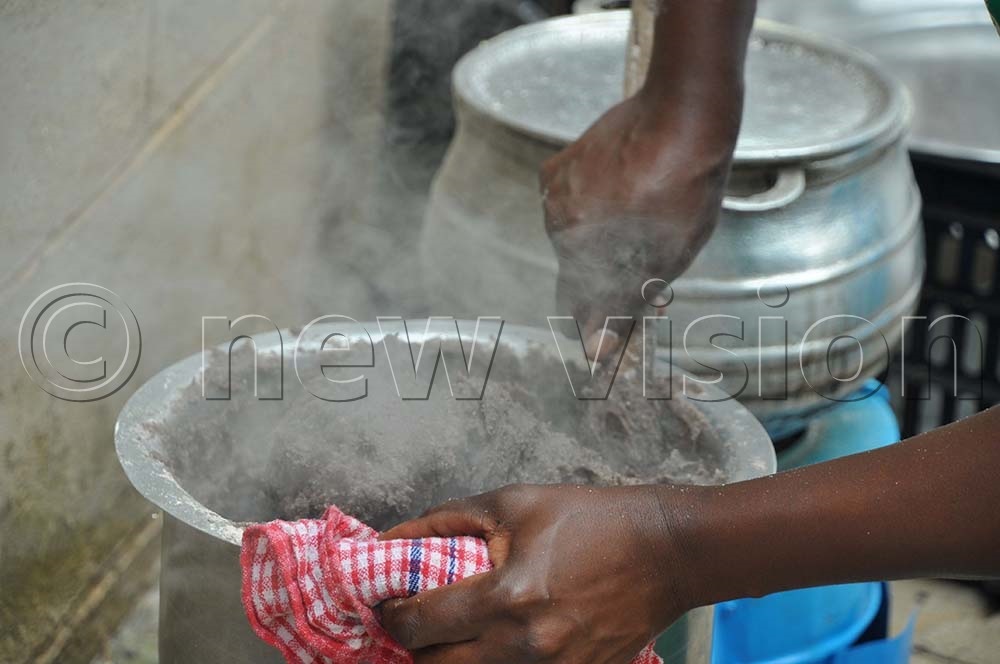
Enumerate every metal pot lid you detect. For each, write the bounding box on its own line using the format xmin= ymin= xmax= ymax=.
xmin=758 ymin=2 xmax=1000 ymax=163
xmin=454 ymin=11 xmax=907 ymax=163
xmin=758 ymin=0 xmax=987 ymax=30
xmin=852 ymin=13 xmax=1000 ymax=163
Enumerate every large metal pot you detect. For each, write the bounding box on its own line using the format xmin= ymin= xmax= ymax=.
xmin=116 ymin=321 xmax=776 ymax=663
xmin=420 ymin=12 xmax=924 ymax=437
xmin=757 ymin=2 xmax=1000 ymax=436
xmin=758 ymin=0 xmax=988 ymax=28
xmin=758 ymin=1 xmax=1000 ymax=167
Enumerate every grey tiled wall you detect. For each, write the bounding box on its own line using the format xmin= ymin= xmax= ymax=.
xmin=0 ymin=2 xmax=393 ymax=661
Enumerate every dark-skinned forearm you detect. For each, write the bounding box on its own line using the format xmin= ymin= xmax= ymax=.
xmin=639 ymin=0 xmax=756 ymax=145
xmin=643 ymin=0 xmax=756 ymax=98
xmin=667 ymin=406 xmax=1000 ymax=609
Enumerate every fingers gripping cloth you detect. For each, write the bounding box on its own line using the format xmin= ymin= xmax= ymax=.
xmin=242 ymin=506 xmax=663 ymax=664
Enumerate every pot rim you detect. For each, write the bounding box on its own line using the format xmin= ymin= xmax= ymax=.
xmin=116 ymin=322 xmax=776 ymax=547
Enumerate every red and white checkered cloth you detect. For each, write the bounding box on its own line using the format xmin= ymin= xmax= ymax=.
xmin=242 ymin=505 xmax=662 ymax=664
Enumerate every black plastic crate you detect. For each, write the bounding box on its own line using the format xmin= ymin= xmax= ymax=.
xmin=890 ymin=157 xmax=1000 ymax=437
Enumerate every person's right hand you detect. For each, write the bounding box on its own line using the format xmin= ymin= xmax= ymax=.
xmin=540 ymin=90 xmax=741 ymax=360
xmin=377 ymin=484 xmax=697 ymax=664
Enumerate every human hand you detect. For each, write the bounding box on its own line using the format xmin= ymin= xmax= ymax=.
xmin=540 ymin=91 xmax=739 ymax=360
xmin=378 ymin=484 xmax=696 ymax=663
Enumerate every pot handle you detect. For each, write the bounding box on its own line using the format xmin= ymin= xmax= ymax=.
xmin=723 ymin=168 xmax=806 ymax=213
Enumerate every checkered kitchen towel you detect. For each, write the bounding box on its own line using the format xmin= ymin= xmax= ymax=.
xmin=242 ymin=506 xmax=662 ymax=664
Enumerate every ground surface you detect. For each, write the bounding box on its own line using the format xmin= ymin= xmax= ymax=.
xmin=892 ymin=580 xmax=999 ymax=664
xmin=90 ymin=578 xmax=998 ymax=663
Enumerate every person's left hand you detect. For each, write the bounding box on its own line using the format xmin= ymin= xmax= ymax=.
xmin=377 ymin=484 xmax=696 ymax=663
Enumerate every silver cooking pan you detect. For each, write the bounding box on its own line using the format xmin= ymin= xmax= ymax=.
xmin=116 ymin=321 xmax=776 ymax=663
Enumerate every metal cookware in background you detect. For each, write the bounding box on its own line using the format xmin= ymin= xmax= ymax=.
xmin=757 ymin=1 xmax=1000 ymax=166
xmin=758 ymin=0 xmax=987 ymax=33
xmin=115 ymin=322 xmax=776 ymax=663
xmin=758 ymin=1 xmax=1000 ymax=436
xmin=420 ymin=12 xmax=924 ymax=437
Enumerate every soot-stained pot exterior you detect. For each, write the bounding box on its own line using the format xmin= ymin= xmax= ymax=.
xmin=420 ymin=13 xmax=924 ymax=436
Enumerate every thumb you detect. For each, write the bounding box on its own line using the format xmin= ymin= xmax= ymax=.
xmin=379 ymin=572 xmax=501 ymax=651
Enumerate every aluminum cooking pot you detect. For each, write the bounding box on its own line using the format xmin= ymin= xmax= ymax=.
xmin=116 ymin=321 xmax=776 ymax=663
xmin=420 ymin=13 xmax=924 ymax=437
xmin=759 ymin=0 xmax=1000 ymax=168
